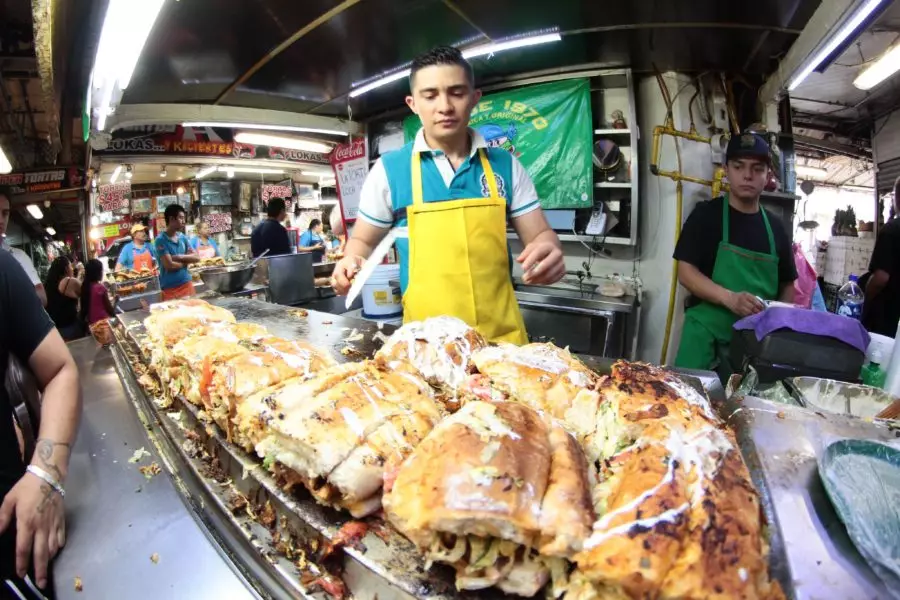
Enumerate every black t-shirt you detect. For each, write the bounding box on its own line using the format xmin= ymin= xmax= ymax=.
xmin=673 ymin=197 xmax=797 ymax=284
xmin=250 ymin=219 xmax=291 ymax=258
xmin=0 ymin=250 xmax=55 ymax=496
xmin=864 ymin=218 xmax=900 ymax=336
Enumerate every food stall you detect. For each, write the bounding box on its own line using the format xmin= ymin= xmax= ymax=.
xmin=49 ymin=295 xmax=898 ymax=600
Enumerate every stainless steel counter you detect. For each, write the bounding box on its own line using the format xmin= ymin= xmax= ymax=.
xmin=723 ymin=395 xmax=897 ymax=599
xmin=54 ymin=339 xmax=256 ymax=600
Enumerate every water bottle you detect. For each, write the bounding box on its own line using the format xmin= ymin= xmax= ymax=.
xmin=836 ymin=274 xmax=864 ymax=321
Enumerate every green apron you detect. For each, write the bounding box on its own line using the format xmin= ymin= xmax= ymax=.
xmin=674 ymin=197 xmax=780 ymax=373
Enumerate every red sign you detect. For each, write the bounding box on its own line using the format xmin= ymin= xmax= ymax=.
xmin=98 ymin=181 xmax=131 ymax=211
xmin=0 ymin=167 xmax=84 ymax=194
xmin=202 ymin=212 xmax=233 ymax=234
xmin=261 ymin=184 xmax=293 ymax=203
xmin=330 ymin=138 xmax=368 ymax=225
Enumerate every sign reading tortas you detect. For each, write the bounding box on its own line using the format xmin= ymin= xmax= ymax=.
xmin=98 ymin=181 xmax=131 ymax=212
xmin=0 ymin=167 xmax=85 ymax=194
xmin=202 ymin=211 xmax=233 ymax=234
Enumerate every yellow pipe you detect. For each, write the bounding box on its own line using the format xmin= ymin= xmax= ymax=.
xmin=650 ymin=125 xmax=711 ymax=177
xmin=660 ymin=180 xmax=683 ymax=364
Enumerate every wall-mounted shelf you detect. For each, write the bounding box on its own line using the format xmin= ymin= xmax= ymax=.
xmin=594 ymin=129 xmax=631 ymax=135
xmin=595 ymin=182 xmax=632 ymax=188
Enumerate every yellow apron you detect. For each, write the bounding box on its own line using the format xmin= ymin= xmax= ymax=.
xmin=402 ymin=148 xmax=528 ymax=345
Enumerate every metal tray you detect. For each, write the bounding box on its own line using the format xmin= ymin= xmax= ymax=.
xmin=110 ymin=297 xmax=790 ymax=600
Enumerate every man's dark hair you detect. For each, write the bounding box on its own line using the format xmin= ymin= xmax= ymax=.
xmin=308 ymin=218 xmax=321 ymax=230
xmin=164 ymin=203 xmax=185 ymax=224
xmin=267 ymin=197 xmax=286 ymax=218
xmin=410 ymin=46 xmax=474 ymax=89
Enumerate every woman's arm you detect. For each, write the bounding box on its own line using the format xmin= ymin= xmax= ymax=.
xmin=101 ymin=286 xmax=116 ymax=316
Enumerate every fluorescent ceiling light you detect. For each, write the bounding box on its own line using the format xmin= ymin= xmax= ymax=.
xmin=160 ymin=165 xmax=167 ymax=178
xmin=109 ymin=164 xmax=122 ymax=183
xmin=26 ymin=204 xmax=43 ymax=220
xmin=461 ymin=32 xmax=562 ymax=60
xmin=216 ymin=166 xmax=283 ymax=175
xmin=234 ymin=132 xmax=331 ymax=153
xmin=789 ymin=0 xmax=886 ymax=91
xmin=195 ymin=165 xmax=217 ymax=179
xmin=797 ymin=165 xmax=829 ymax=177
xmin=183 ymin=122 xmax=348 ymax=137
xmin=45 ymin=227 xmax=56 ymax=236
xmin=0 ymin=145 xmax=11 ymax=174
xmin=349 ymin=31 xmax=562 ymax=98
xmin=854 ymin=43 xmax=900 ymax=90
xmin=91 ymin=0 xmax=166 ymax=130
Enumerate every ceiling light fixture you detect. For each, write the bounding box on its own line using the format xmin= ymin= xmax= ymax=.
xmin=125 ymin=165 xmax=134 ymax=179
xmin=226 ymin=170 xmax=235 ymax=179
xmin=89 ymin=228 xmax=101 ymax=240
xmin=182 ymin=122 xmax=348 ymax=137
xmin=348 ymin=30 xmax=562 ymax=98
xmin=160 ymin=165 xmax=167 ymax=178
xmin=216 ymin=166 xmax=283 ymax=175
xmin=26 ymin=204 xmax=43 ymax=220
xmin=176 ymin=185 xmax=186 ymax=195
xmin=110 ymin=164 xmax=122 ymax=183
xmin=91 ymin=0 xmax=166 ymax=130
xmin=234 ymin=132 xmax=331 ymax=153
xmin=461 ymin=32 xmax=562 ymax=60
xmin=0 ymin=145 xmax=11 ymax=174
xmin=796 ymin=165 xmax=829 ymax=178
xmin=788 ymin=0 xmax=886 ymax=91
xmin=45 ymin=227 xmax=56 ymax=236
xmin=195 ymin=165 xmax=217 ymax=179
xmin=854 ymin=43 xmax=900 ymax=90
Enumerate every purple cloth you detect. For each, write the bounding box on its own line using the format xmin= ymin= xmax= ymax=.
xmin=733 ymin=306 xmax=871 ymax=353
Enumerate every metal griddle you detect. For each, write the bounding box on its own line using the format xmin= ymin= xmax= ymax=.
xmin=109 ymin=296 xmax=792 ymax=600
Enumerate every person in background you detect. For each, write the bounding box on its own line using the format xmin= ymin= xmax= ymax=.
xmin=190 ymin=221 xmax=220 ymax=260
xmin=298 ymin=219 xmax=326 ymax=262
xmin=863 ymin=176 xmax=900 ymax=336
xmin=250 ymin=197 xmax=291 ymax=257
xmin=0 ymin=193 xmax=46 ymax=307
xmin=155 ymin=204 xmax=200 ymax=300
xmin=45 ymin=257 xmax=84 ymax=341
xmin=329 ymin=207 xmax=347 ymax=254
xmin=80 ymin=259 xmax=114 ymax=328
xmin=673 ymin=133 xmax=797 ymax=373
xmin=115 ymin=223 xmax=157 ymax=272
xmin=0 ymin=251 xmax=82 ymax=597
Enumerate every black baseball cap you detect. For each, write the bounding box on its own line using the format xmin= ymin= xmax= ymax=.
xmin=726 ymin=133 xmax=771 ymax=163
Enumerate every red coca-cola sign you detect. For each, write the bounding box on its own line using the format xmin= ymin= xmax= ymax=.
xmin=331 ymin=138 xmax=366 ymax=163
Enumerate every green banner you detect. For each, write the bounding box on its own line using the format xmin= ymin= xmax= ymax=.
xmin=403 ymin=79 xmax=593 ymax=209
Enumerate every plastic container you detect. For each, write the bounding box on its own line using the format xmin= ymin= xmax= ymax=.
xmin=361 ymin=263 xmax=402 ymax=319
xmin=836 ymin=274 xmax=864 ymax=321
xmin=861 ymin=349 xmax=887 ymax=390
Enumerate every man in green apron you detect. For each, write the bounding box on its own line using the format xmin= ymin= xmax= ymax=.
xmin=673 ymin=133 xmax=797 ymax=374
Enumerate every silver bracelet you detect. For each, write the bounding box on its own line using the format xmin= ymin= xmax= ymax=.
xmin=26 ymin=466 xmax=66 ymax=499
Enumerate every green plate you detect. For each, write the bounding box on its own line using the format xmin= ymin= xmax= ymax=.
xmin=820 ymin=439 xmax=900 ymax=596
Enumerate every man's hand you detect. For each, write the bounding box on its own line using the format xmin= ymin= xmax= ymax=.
xmin=0 ymin=473 xmax=65 ymax=589
xmin=724 ymin=291 xmax=765 ymax=317
xmin=517 ymin=240 xmax=565 ymax=285
xmin=331 ymin=255 xmax=365 ymax=295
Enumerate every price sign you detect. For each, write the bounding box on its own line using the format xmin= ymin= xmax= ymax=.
xmin=202 ymin=212 xmax=233 ymax=234
xmin=261 ymin=184 xmax=293 ymax=203
xmin=98 ymin=181 xmax=131 ymax=212
xmin=102 ymin=224 xmax=120 ymax=238
xmin=330 ymin=138 xmax=368 ymax=225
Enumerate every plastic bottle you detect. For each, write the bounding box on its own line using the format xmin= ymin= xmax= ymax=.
xmin=836 ymin=274 xmax=864 ymax=321
xmin=861 ymin=348 xmax=887 ymax=389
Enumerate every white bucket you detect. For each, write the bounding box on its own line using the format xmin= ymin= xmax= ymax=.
xmin=361 ymin=263 xmax=402 ymax=319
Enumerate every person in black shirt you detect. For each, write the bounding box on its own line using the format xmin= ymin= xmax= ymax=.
xmin=673 ymin=133 xmax=797 ymax=372
xmin=0 ymin=250 xmax=82 ymax=595
xmin=250 ymin=197 xmax=291 ymax=257
xmin=863 ymin=177 xmax=900 ymax=337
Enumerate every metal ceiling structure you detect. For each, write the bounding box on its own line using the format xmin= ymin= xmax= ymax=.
xmin=117 ymin=0 xmax=821 ymax=121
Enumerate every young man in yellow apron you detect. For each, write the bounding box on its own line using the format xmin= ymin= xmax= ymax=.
xmin=332 ymin=46 xmax=564 ymax=344
xmin=673 ymin=133 xmax=797 ymax=374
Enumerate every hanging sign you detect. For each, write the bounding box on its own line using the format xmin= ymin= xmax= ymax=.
xmin=330 ymin=138 xmax=368 ymax=223
xmin=403 ymin=80 xmax=593 ymax=209
xmin=0 ymin=167 xmax=85 ymax=195
xmin=261 ymin=184 xmax=293 ymax=203
xmin=98 ymin=181 xmax=131 ymax=211
xmin=202 ymin=212 xmax=233 ymax=234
